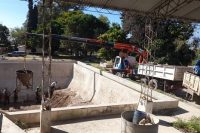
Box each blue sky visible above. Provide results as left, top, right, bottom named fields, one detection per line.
left=0, top=0, right=199, bottom=38
left=0, top=0, right=121, bottom=29
left=0, top=0, right=28, bottom=28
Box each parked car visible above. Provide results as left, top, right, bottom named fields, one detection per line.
left=7, top=51, right=26, bottom=57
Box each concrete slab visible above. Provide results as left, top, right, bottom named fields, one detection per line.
left=1, top=115, right=25, bottom=133
left=8, top=103, right=137, bottom=124
left=25, top=115, right=182, bottom=133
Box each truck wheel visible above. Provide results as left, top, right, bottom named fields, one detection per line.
left=141, top=78, right=147, bottom=85
left=194, top=94, right=200, bottom=104
left=116, top=72, right=122, bottom=77
left=148, top=79, right=158, bottom=90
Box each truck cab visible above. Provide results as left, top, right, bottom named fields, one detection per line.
left=113, top=56, right=126, bottom=69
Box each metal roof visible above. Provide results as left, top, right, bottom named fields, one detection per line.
left=67, top=0, right=200, bottom=22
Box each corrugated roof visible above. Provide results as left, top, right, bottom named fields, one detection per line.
left=67, top=0, right=200, bottom=22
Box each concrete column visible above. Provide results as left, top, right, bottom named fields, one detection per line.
left=0, top=113, right=3, bottom=132
left=40, top=106, right=51, bottom=133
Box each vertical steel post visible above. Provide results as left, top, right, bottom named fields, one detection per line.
left=41, top=0, right=46, bottom=104
left=48, top=0, right=53, bottom=98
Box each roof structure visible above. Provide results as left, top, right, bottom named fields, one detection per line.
left=67, top=0, right=200, bottom=22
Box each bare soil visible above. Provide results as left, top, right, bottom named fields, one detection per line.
left=0, top=88, right=92, bottom=111
left=50, top=89, right=92, bottom=108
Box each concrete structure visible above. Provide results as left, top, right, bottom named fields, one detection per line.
left=1, top=114, right=25, bottom=133
left=0, top=61, right=182, bottom=133
left=40, top=109, right=51, bottom=133
left=6, top=62, right=178, bottom=125
left=0, top=60, right=75, bottom=103
left=72, top=62, right=178, bottom=108
left=121, top=111, right=159, bottom=133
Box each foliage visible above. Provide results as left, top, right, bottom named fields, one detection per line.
left=0, top=24, right=10, bottom=50
left=50, top=20, right=65, bottom=54
left=122, top=13, right=195, bottom=65
left=27, top=0, right=38, bottom=32
left=56, top=11, right=109, bottom=56
left=98, top=23, right=126, bottom=42
left=173, top=117, right=200, bottom=133
left=97, top=47, right=118, bottom=61
left=57, top=11, right=109, bottom=38
left=98, top=15, right=110, bottom=27
left=191, top=37, right=200, bottom=50
left=10, top=27, right=26, bottom=50
left=36, top=0, right=82, bottom=25
left=150, top=20, right=195, bottom=65
left=35, top=19, right=65, bottom=54
left=97, top=23, right=126, bottom=60
left=121, top=13, right=145, bottom=46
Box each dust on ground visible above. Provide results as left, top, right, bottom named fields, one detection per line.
left=50, top=89, right=92, bottom=108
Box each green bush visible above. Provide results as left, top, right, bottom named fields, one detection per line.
left=173, top=117, right=200, bottom=133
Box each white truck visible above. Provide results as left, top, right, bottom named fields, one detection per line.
left=138, top=64, right=192, bottom=91
left=182, top=71, right=200, bottom=101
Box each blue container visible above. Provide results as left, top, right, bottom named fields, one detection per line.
left=132, top=110, right=147, bottom=124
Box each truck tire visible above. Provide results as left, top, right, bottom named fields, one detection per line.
left=148, top=79, right=158, bottom=90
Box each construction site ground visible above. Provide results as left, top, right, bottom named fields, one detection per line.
left=0, top=89, right=91, bottom=111
left=25, top=100, right=200, bottom=133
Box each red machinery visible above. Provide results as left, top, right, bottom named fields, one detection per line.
left=114, top=43, right=148, bottom=64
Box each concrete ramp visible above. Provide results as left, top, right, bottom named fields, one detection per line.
left=67, top=62, right=178, bottom=111
left=68, top=63, right=141, bottom=105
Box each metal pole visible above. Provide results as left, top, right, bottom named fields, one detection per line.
left=48, top=0, right=53, bottom=98
left=24, top=33, right=27, bottom=71
left=41, top=0, right=46, bottom=104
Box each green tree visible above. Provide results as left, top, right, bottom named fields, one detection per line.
left=57, top=11, right=109, bottom=38
left=122, top=13, right=195, bottom=66
left=10, top=27, right=26, bottom=48
left=57, top=11, right=109, bottom=56
left=97, top=23, right=127, bottom=60
left=150, top=20, right=195, bottom=65
left=0, top=24, right=10, bottom=50
left=98, top=23, right=126, bottom=42
left=27, top=0, right=38, bottom=32
left=51, top=20, right=65, bottom=54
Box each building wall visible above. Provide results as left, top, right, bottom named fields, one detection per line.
left=0, top=60, right=75, bottom=102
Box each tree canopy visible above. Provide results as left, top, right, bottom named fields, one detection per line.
left=122, top=12, right=196, bottom=65
left=97, top=23, right=127, bottom=60
left=0, top=24, right=10, bottom=48
left=57, top=11, right=109, bottom=38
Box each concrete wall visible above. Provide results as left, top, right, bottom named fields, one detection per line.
left=8, top=103, right=136, bottom=124
left=68, top=63, right=141, bottom=104
left=68, top=62, right=178, bottom=108
left=2, top=114, right=25, bottom=133
left=6, top=62, right=179, bottom=125
left=0, top=60, right=75, bottom=102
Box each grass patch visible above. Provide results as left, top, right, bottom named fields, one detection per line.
left=173, top=117, right=200, bottom=133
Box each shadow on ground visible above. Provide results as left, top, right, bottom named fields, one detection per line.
left=154, top=107, right=188, bottom=116
left=51, top=127, right=68, bottom=133
left=159, top=119, right=173, bottom=127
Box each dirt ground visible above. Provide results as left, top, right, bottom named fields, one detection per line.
left=50, top=89, right=92, bottom=108
left=0, top=88, right=91, bottom=111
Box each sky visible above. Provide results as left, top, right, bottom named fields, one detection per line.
left=0, top=0, right=199, bottom=38
left=0, top=0, right=28, bottom=29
